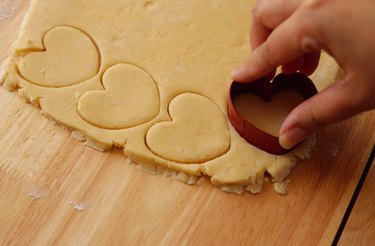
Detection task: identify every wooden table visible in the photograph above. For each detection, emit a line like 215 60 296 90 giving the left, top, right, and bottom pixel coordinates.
0 1 374 245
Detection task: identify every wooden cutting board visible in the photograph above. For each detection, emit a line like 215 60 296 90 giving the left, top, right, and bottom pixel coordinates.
0 1 374 245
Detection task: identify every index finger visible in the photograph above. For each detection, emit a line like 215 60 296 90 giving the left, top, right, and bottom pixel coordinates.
232 9 323 82
250 0 303 49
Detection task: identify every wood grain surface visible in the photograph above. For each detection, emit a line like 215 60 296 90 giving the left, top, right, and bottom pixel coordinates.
339 158 375 245
0 1 374 245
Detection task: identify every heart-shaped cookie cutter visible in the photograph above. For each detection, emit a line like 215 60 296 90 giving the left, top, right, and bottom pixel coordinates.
228 72 318 155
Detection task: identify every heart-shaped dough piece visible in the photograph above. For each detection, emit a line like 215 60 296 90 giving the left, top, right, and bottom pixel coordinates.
78 63 160 129
146 93 230 164
19 26 99 87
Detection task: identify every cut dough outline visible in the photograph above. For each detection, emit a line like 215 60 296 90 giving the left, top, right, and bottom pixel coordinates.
76 62 161 130
0 0 339 194
145 92 231 164
16 25 102 88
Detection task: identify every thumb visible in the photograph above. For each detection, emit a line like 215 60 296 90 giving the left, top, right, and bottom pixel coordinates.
279 74 368 149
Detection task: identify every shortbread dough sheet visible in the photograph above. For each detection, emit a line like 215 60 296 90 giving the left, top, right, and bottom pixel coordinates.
0 0 339 194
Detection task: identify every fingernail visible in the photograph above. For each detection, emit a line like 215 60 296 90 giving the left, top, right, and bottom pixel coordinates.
279 127 309 149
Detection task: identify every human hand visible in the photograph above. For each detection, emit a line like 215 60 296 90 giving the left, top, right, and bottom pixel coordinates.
232 0 375 149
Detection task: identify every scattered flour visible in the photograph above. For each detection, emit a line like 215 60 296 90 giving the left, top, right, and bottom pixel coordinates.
69 200 88 212
331 145 339 157
28 190 46 200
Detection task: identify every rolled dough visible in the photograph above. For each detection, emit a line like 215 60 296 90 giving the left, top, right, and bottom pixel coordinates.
0 0 339 194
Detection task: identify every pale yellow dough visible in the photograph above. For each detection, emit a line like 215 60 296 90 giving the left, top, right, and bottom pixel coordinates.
0 0 339 194
146 93 230 163
78 63 160 129
19 26 99 87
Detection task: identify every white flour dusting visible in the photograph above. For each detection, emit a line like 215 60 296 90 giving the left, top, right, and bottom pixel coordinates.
331 145 339 157
69 200 88 212
28 190 46 200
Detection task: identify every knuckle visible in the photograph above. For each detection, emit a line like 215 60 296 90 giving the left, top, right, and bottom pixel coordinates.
295 0 331 48
252 0 284 29
293 15 322 52
300 36 321 52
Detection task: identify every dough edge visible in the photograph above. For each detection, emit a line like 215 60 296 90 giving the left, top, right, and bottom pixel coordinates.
0 58 316 195
0 0 334 195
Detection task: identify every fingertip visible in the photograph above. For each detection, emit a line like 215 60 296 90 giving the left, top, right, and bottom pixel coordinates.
231 65 256 83
231 66 276 83
279 127 309 149
279 101 313 149
231 67 244 81
279 134 293 149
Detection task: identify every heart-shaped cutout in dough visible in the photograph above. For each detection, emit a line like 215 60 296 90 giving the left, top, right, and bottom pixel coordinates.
78 63 160 129
18 26 100 87
146 93 230 164
233 91 305 137
228 73 317 154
